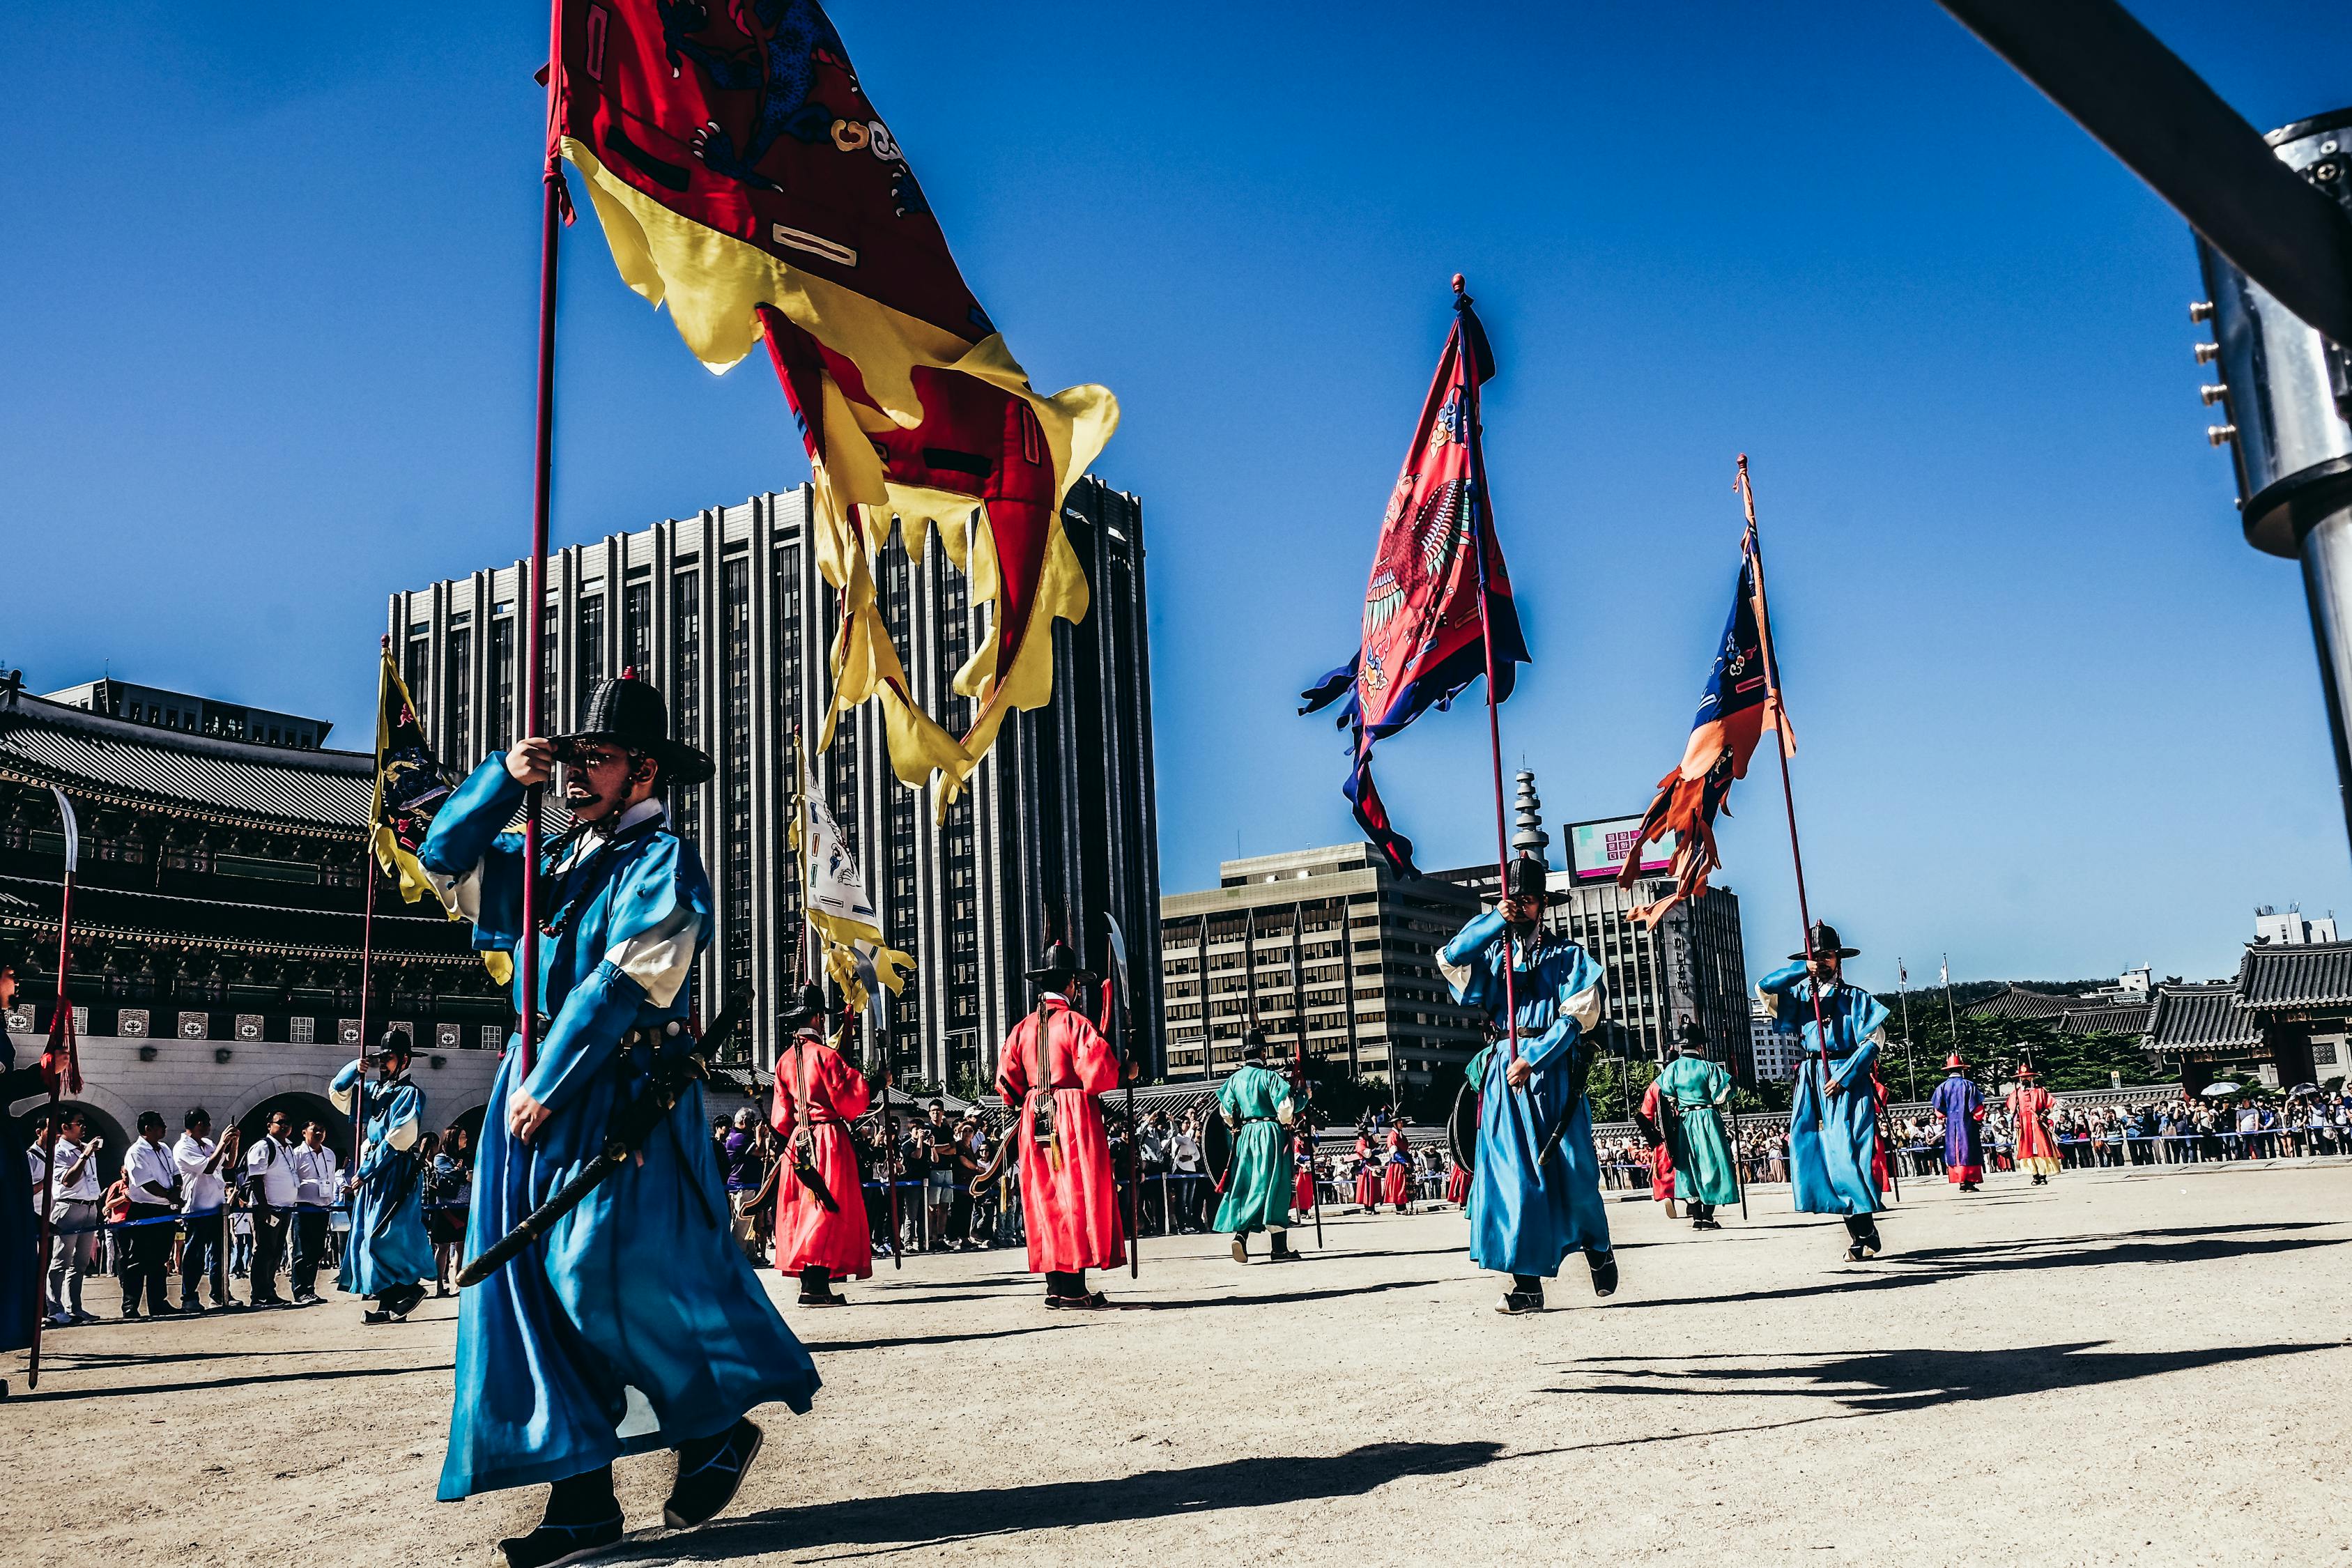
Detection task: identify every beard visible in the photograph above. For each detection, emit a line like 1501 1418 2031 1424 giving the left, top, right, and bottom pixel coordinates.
564 780 624 824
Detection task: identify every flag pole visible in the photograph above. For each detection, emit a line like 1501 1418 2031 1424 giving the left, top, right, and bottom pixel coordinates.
514 102 566 1084
1741 457 1897 1206
1456 276 1540 1169
26 790 77 1390
1899 960 1917 1102
1291 902 1323 1249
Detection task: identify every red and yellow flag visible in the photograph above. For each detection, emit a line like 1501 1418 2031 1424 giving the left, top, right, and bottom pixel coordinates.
551 0 1117 804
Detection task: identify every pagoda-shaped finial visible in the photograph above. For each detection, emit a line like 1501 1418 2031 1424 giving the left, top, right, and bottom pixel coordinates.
1511 768 1549 863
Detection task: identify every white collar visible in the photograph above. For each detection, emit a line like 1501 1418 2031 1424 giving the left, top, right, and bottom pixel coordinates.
599 798 666 837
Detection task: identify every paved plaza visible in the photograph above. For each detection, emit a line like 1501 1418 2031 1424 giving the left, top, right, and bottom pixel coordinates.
7 1160 2349 1564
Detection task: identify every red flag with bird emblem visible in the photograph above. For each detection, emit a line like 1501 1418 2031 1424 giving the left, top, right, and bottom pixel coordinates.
1300 294 1527 876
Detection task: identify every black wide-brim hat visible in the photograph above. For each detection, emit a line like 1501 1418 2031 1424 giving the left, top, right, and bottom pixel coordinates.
1505 854 1570 907
561 675 714 787
778 983 829 1029
1024 941 1084 985
1788 921 1860 961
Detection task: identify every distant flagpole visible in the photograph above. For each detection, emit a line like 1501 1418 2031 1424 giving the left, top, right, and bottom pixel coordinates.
1458 276 1540 1167
518 45 567 1080
1898 958 1917 1102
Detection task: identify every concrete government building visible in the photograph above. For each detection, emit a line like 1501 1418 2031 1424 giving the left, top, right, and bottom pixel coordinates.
388 478 1162 1088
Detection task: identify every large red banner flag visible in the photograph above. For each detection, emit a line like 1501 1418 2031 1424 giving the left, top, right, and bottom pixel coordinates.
1300 297 1527 876
550 0 1116 806
1616 528 1792 925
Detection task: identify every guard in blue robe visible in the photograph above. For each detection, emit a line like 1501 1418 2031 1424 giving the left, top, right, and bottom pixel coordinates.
331 1033 433 1321
1758 921 1889 1259
1930 1054 1987 1190
423 677 817 1568
1439 855 1615 1315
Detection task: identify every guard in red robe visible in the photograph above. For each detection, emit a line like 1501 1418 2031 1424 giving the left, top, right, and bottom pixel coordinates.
1351 1141 1379 1210
1445 1155 1471 1207
769 985 877 1307
992 942 1130 1309
2005 1065 2062 1184
1631 1080 1680 1215
1381 1124 1414 1210
1292 1144 1317 1220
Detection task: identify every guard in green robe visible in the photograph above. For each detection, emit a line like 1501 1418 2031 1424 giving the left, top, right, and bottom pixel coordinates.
1654 1020 1740 1229
1215 1031 1301 1263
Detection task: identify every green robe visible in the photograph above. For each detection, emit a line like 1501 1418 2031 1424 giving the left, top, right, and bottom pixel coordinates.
1656 1054 1740 1207
1214 1063 1297 1235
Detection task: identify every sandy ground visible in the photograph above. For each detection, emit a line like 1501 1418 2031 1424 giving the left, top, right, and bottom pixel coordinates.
6 1159 2350 1565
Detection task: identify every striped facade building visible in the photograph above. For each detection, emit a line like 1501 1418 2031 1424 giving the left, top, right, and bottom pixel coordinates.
387 478 1162 1087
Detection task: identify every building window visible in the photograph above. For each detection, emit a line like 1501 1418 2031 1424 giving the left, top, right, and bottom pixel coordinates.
578 596 606 707
673 571 701 841
445 626 474 748
723 553 752 987
405 634 430 727
540 603 560 734
623 581 651 677
489 615 515 751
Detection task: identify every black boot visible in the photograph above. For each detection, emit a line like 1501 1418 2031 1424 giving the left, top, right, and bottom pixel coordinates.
1842 1215 1871 1261
1268 1231 1299 1263
1585 1247 1618 1298
1857 1215 1883 1256
1496 1273 1546 1314
663 1418 764 1531
500 1466 623 1568
797 1266 843 1307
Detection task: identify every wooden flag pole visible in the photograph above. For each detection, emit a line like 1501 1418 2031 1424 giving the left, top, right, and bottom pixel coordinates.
517 98 564 1082
1456 277 1542 1173
1741 455 1897 1202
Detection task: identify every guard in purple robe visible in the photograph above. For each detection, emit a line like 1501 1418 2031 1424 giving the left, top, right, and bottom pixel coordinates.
1930 1054 1985 1191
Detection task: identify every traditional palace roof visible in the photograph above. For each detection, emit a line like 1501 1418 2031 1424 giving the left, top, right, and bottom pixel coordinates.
0 874 476 968
0 686 369 831
2237 940 2352 1011
1967 985 2081 1020
1968 984 2150 1036
2143 982 2261 1055
2057 1003 2155 1036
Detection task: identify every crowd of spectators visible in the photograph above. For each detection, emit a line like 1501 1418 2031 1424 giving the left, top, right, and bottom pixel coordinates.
22 1102 471 1327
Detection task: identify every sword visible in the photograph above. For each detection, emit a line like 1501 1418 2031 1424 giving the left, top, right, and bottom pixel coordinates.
456 1002 742 1290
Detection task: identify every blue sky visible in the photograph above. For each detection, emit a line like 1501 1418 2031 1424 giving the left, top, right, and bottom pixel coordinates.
5 2 2349 992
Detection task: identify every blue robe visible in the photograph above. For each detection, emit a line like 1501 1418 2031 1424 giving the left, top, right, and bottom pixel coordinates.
332 1062 433 1295
1931 1073 1986 1180
1759 962 1886 1216
424 757 818 1500
1441 911 1611 1278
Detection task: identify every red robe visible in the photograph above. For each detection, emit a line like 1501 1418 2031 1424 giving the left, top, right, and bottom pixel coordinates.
769 1029 874 1278
1382 1128 1411 1207
1293 1162 1316 1215
1638 1082 1676 1203
996 995 1125 1273
1353 1162 1378 1208
2006 1084 2061 1173
1445 1162 1470 1206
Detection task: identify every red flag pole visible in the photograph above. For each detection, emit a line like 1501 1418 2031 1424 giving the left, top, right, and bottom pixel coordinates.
1739 456 1896 1201
518 72 565 1082
26 815 75 1390
1456 277 1540 1168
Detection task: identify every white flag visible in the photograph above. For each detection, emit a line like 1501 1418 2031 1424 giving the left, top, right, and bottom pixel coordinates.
804 795 878 928
1939 958 1950 986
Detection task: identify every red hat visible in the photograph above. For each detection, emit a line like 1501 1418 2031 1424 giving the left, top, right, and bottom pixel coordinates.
1945 1054 1967 1070
2013 1064 2038 1080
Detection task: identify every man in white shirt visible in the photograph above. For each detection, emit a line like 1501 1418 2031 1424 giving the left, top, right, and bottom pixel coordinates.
244 1109 300 1306
286 1119 340 1305
34 1111 102 1325
171 1107 241 1313
121 1112 180 1319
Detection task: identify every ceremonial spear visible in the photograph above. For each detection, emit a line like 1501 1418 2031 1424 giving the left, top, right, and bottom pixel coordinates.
1104 912 1141 1279
1742 456 1898 1204
26 785 81 1391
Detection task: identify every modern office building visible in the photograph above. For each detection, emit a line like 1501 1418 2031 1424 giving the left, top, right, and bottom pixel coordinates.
1158 843 1484 1089
1750 998 1797 1082
387 477 1162 1086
